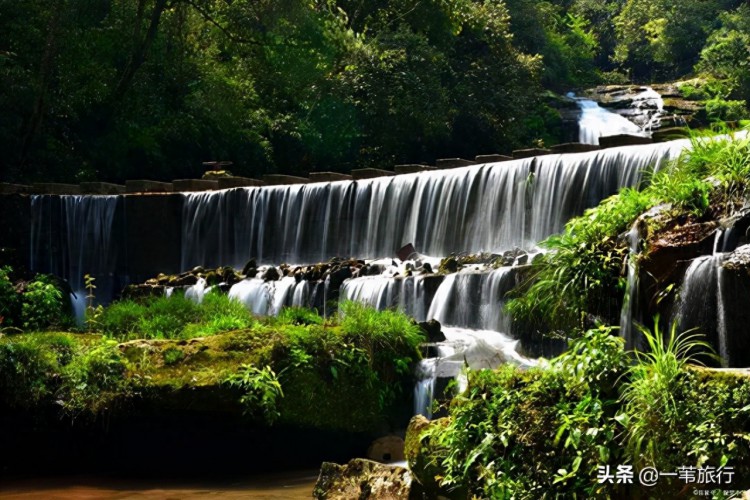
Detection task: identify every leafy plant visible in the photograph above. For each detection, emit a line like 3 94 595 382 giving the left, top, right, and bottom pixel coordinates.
21 275 65 331
83 274 103 332
0 266 20 328
224 364 284 424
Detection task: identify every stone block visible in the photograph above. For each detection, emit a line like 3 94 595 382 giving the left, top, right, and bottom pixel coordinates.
599 134 653 148
262 174 309 185
172 179 220 192
435 158 476 169
474 154 513 163
125 180 174 193
549 143 601 154
351 168 395 180
0 183 31 194
217 177 265 189
394 164 436 174
512 148 553 159
80 182 126 194
308 172 353 182
30 183 82 195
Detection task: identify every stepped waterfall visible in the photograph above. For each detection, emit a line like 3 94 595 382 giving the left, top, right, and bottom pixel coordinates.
31 136 703 409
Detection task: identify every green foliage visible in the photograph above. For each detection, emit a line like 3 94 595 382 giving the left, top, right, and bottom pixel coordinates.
410 326 750 497
224 364 284 424
98 300 146 338
705 97 748 122
21 275 66 331
162 347 185 366
415 327 628 498
0 266 20 328
276 306 324 326
83 274 103 333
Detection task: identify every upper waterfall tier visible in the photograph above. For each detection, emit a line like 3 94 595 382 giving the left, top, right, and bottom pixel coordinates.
180 140 686 269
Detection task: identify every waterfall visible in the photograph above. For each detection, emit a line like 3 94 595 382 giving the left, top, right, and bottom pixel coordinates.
30 195 124 319
426 268 517 332
572 87 665 145
228 277 310 316
620 225 641 349
340 275 430 321
676 255 723 364
575 99 646 145
180 141 683 269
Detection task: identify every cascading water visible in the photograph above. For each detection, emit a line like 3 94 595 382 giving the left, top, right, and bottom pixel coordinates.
572 87 665 145
228 276 311 316
620 225 641 349
180 141 683 269
30 195 125 321
575 99 646 145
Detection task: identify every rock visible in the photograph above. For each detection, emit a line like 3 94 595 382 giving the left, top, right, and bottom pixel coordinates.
327 266 352 290
421 263 433 274
723 244 750 273
418 319 446 343
313 459 411 500
201 170 233 179
242 259 257 277
263 266 280 281
397 243 418 261
367 435 405 463
439 256 458 274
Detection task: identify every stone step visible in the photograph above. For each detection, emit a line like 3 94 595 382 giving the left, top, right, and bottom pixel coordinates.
351 168 395 180
394 164 436 174
0 183 31 195
598 134 653 148
172 179 220 192
308 172 353 183
549 143 600 154
474 154 513 163
125 180 174 193
80 182 126 194
217 177 265 189
512 148 552 159
31 183 82 195
435 158 476 169
262 174 309 185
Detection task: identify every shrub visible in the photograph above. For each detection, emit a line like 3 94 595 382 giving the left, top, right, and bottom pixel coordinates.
276 306 323 326
0 266 20 328
705 97 748 122
99 300 146 337
21 275 66 330
224 364 283 424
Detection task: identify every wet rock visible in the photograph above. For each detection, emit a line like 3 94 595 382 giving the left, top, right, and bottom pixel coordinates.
263 266 280 281
646 221 718 283
367 435 405 463
169 274 198 286
418 319 445 343
327 266 352 290
723 244 750 273
439 256 458 274
313 459 411 500
242 259 257 277
421 263 433 274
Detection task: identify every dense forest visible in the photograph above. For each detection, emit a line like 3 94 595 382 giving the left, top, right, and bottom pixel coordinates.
1 0 750 183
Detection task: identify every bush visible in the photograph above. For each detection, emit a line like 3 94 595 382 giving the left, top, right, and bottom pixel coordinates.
99 300 146 337
21 275 67 331
0 266 20 328
705 97 748 122
276 306 323 326
224 364 284 424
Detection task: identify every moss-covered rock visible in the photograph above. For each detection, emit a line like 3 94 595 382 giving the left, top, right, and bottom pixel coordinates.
313 459 412 500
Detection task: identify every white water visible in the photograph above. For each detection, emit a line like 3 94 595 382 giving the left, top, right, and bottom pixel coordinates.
340 275 430 321
180 141 683 269
576 99 646 145
228 276 311 316
414 327 537 417
573 87 666 145
619 225 641 349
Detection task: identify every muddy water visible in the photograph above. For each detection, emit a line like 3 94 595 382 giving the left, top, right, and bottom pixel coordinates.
0 470 317 499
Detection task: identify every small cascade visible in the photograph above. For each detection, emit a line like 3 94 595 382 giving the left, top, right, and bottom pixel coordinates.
340 275 431 321
676 255 723 363
413 327 537 417
574 98 646 145
426 268 517 333
620 225 641 349
30 195 125 320
228 277 311 316
185 278 209 304
572 87 667 145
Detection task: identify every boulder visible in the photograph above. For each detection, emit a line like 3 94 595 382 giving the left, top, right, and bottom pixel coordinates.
242 259 257 277
263 266 280 281
313 459 411 500
418 319 445 343
367 435 405 463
